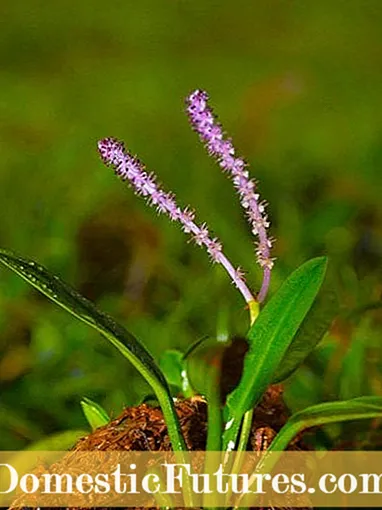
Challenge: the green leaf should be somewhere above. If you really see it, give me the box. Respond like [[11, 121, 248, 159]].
[[159, 349, 194, 397], [238, 396, 382, 504], [0, 249, 166, 389], [223, 257, 327, 450], [159, 350, 184, 388], [186, 338, 225, 396], [273, 265, 338, 383], [268, 396, 382, 452], [80, 397, 110, 431], [159, 349, 184, 391], [0, 248, 187, 453]]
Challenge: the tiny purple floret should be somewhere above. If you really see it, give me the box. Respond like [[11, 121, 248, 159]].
[[98, 137, 255, 305], [186, 90, 274, 302]]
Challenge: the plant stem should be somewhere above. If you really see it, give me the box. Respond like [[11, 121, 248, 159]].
[[236, 409, 253, 453], [203, 393, 223, 508], [222, 408, 246, 452], [206, 390, 223, 452], [156, 388, 187, 452], [225, 303, 257, 453], [248, 299, 260, 324], [155, 388, 194, 506], [232, 300, 257, 453]]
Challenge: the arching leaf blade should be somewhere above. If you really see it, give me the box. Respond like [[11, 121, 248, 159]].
[[0, 248, 187, 452], [238, 397, 382, 505], [273, 265, 338, 383], [268, 396, 382, 453], [223, 257, 327, 450], [0, 248, 167, 389]]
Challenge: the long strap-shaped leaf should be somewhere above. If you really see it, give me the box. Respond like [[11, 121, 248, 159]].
[[0, 248, 187, 453], [272, 267, 338, 383], [268, 396, 382, 452], [236, 396, 382, 507], [223, 257, 327, 450]]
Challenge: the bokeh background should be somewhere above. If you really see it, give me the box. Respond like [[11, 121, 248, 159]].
[[1, 0, 382, 450]]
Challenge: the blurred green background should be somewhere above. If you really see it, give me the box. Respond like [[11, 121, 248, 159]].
[[1, 0, 382, 450]]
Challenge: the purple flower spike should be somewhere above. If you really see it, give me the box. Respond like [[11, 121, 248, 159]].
[[98, 137, 255, 305], [186, 89, 274, 302]]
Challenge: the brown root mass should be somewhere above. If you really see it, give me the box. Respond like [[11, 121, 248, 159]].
[[67, 386, 309, 509], [11, 386, 309, 510], [73, 385, 294, 452]]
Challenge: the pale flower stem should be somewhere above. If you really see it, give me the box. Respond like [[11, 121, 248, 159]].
[[186, 89, 275, 303], [217, 252, 256, 304], [257, 267, 271, 304], [98, 137, 256, 306]]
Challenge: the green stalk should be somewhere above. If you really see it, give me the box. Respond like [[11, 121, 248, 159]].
[[206, 384, 223, 452], [203, 355, 223, 508], [234, 408, 253, 454], [224, 302, 258, 454], [156, 388, 188, 452]]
